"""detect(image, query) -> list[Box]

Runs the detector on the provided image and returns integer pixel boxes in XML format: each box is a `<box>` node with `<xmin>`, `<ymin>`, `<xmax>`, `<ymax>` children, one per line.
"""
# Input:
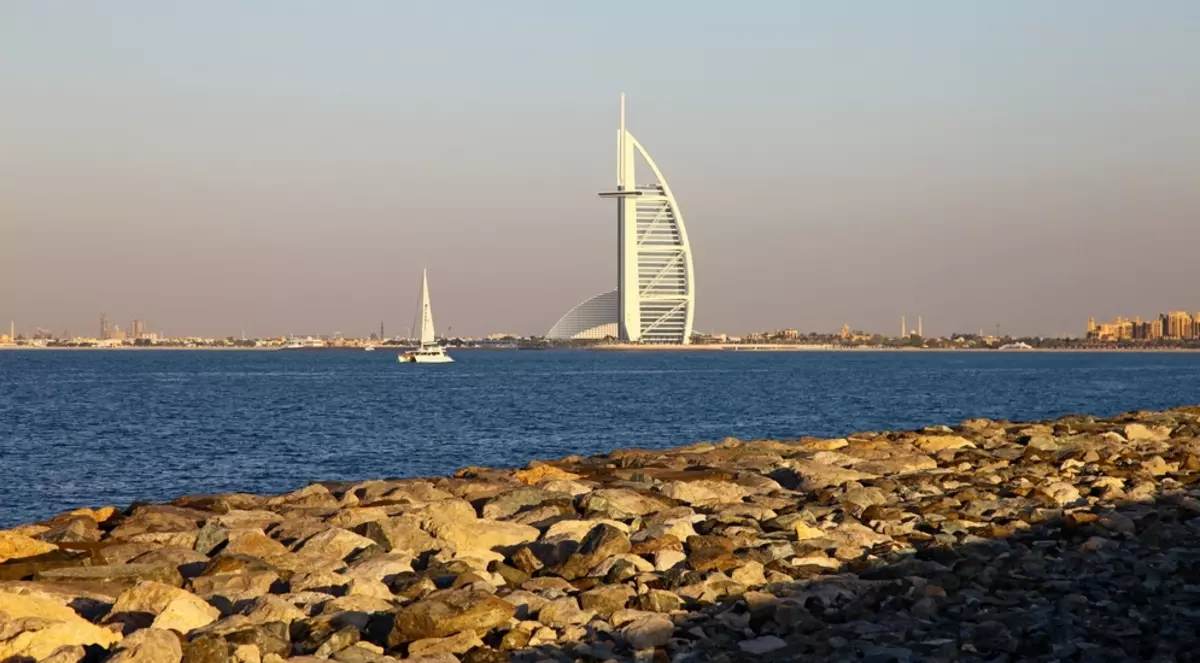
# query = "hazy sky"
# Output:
<box><xmin>3</xmin><ymin>2</ymin><xmax>1198</xmax><ymax>339</ymax></box>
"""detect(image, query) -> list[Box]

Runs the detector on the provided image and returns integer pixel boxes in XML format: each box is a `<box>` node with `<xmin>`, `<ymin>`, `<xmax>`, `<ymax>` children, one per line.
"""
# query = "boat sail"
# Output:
<box><xmin>399</xmin><ymin>269</ymin><xmax>453</xmax><ymax>364</ymax></box>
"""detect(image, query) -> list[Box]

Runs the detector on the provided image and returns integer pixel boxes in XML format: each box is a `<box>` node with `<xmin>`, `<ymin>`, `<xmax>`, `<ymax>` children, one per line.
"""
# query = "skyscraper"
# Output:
<box><xmin>100</xmin><ymin>313</ymin><xmax>110</xmax><ymax>340</ymax></box>
<box><xmin>548</xmin><ymin>95</ymin><xmax>696</xmax><ymax>344</ymax></box>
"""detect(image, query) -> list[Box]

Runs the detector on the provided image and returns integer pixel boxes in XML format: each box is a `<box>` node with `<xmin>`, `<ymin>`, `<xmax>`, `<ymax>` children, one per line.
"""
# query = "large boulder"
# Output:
<box><xmin>388</xmin><ymin>589</ymin><xmax>514</xmax><ymax>645</ymax></box>
<box><xmin>0</xmin><ymin>531</ymin><xmax>58</xmax><ymax>563</ymax></box>
<box><xmin>578</xmin><ymin>489</ymin><xmax>672</xmax><ymax>520</ymax></box>
<box><xmin>618</xmin><ymin>614</ymin><xmax>674</xmax><ymax>650</ymax></box>
<box><xmin>106</xmin><ymin>627</ymin><xmax>183</xmax><ymax>663</ymax></box>
<box><xmin>357</xmin><ymin>516</ymin><xmax>440</xmax><ymax>556</ymax></box>
<box><xmin>480</xmin><ymin>488</ymin><xmax>569</xmax><ymax>520</ymax></box>
<box><xmin>35</xmin><ymin>563</ymin><xmax>183</xmax><ymax>588</ymax></box>
<box><xmin>107</xmin><ymin>580</ymin><xmax>220</xmax><ymax>633</ymax></box>
<box><xmin>424</xmin><ymin>520</ymin><xmax>538</xmax><ymax>562</ymax></box>
<box><xmin>658</xmin><ymin>480</ymin><xmax>747</xmax><ymax>506</ymax></box>
<box><xmin>0</xmin><ymin>591</ymin><xmax>123</xmax><ymax>659</ymax></box>
<box><xmin>771</xmin><ymin>461</ymin><xmax>879</xmax><ymax>490</ymax></box>
<box><xmin>513</xmin><ymin>464</ymin><xmax>583</xmax><ymax>485</ymax></box>
<box><xmin>295</xmin><ymin>528</ymin><xmax>377</xmax><ymax>562</ymax></box>
<box><xmin>554</xmin><ymin>523</ymin><xmax>631</xmax><ymax>580</ymax></box>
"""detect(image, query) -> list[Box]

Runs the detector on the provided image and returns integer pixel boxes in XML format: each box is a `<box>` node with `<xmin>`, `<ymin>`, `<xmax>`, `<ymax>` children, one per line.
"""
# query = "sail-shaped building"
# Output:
<box><xmin>548</xmin><ymin>95</ymin><xmax>695</xmax><ymax>344</ymax></box>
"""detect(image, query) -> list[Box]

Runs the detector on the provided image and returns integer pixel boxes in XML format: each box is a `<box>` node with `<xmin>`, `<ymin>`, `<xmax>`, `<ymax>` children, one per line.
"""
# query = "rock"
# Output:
<box><xmin>794</xmin><ymin>521</ymin><xmax>824</xmax><ymax>540</ymax></box>
<box><xmin>460</xmin><ymin>648</ymin><xmax>509</xmax><ymax>663</ymax></box>
<box><xmin>537</xmin><ymin>597</ymin><xmax>592</xmax><ymax>628</ymax></box>
<box><xmin>243</xmin><ymin>595</ymin><xmax>307</xmax><ymax>624</ymax></box>
<box><xmin>219</xmin><ymin>621</ymin><xmax>291</xmax><ymax>658</ymax></box>
<box><xmin>632</xmin><ymin>518</ymin><xmax>698</xmax><ymax>545</ymax></box>
<box><xmin>361</xmin><ymin>516</ymin><xmax>440</xmax><ymax>555</ymax></box>
<box><xmin>108</xmin><ymin>580</ymin><xmax>220</xmax><ymax>633</ymax></box>
<box><xmin>41</xmin><ymin>644</ymin><xmax>89</xmax><ymax>662</ymax></box>
<box><xmin>223</xmin><ymin>530</ymin><xmax>289</xmax><ymax>558</ymax></box>
<box><xmin>1038</xmin><ymin>482</ymin><xmax>1082</xmax><ymax>506</ymax></box>
<box><xmin>343</xmin><ymin>552</ymin><xmax>413</xmax><ymax>583</ymax></box>
<box><xmin>389</xmin><ymin>589</ymin><xmax>514</xmax><ymax>644</ymax></box>
<box><xmin>772</xmin><ymin>461</ymin><xmax>879</xmax><ymax>490</ymax></box>
<box><xmin>913</xmin><ymin>435</ymin><xmax>975</xmax><ymax>453</ymax></box>
<box><xmin>653</xmin><ymin>549</ymin><xmax>687</xmax><ymax>571</ymax></box>
<box><xmin>579</xmin><ymin>584</ymin><xmax>634</xmax><ymax>617</ymax></box>
<box><xmin>408</xmin><ymin>631</ymin><xmax>483</xmax><ymax>657</ymax></box>
<box><xmin>542</xmin><ymin>518</ymin><xmax>630</xmax><ymax>543</ymax></box>
<box><xmin>480</xmin><ymin>488</ymin><xmax>564</xmax><ymax>520</ymax></box>
<box><xmin>425</xmin><ymin>520</ymin><xmax>538</xmax><ymax>562</ymax></box>
<box><xmin>191</xmin><ymin>570</ymin><xmax>279</xmax><ymax>602</ymax></box>
<box><xmin>659</xmin><ymin>480</ymin><xmax>747</xmax><ymax>506</ymax></box>
<box><xmin>0</xmin><ymin>592</ymin><xmax>124</xmax><ymax>659</ymax></box>
<box><xmin>313</xmin><ymin>625</ymin><xmax>361</xmax><ymax>658</ymax></box>
<box><xmin>555</xmin><ymin>523</ymin><xmax>631</xmax><ymax>579</ymax></box>
<box><xmin>35</xmin><ymin>563</ymin><xmax>183</xmax><ymax>588</ymax></box>
<box><xmin>730</xmin><ymin>560</ymin><xmax>767</xmax><ymax>586</ymax></box>
<box><xmin>406</xmin><ymin>655</ymin><xmax>459</xmax><ymax>663</ymax></box>
<box><xmin>638</xmin><ymin>589</ymin><xmax>683</xmax><ymax>613</ymax></box>
<box><xmin>578</xmin><ymin>489</ymin><xmax>672</xmax><ymax>519</ymax></box>
<box><xmin>738</xmin><ymin>635</ymin><xmax>787</xmax><ymax>654</ymax></box>
<box><xmin>232</xmin><ymin>644</ymin><xmax>261</xmax><ymax>663</ymax></box>
<box><xmin>1123</xmin><ymin>422</ymin><xmax>1171</xmax><ymax>441</ymax></box>
<box><xmin>618</xmin><ymin>614</ymin><xmax>674</xmax><ymax>649</ymax></box>
<box><xmin>513</xmin><ymin>464</ymin><xmax>583</xmax><ymax>485</ymax></box>
<box><xmin>194</xmin><ymin>522</ymin><xmax>230</xmax><ymax>556</ymax></box>
<box><xmin>296</xmin><ymin>528</ymin><xmax>377</xmax><ymax>561</ymax></box>
<box><xmin>106</xmin><ymin>628</ymin><xmax>183</xmax><ymax>662</ymax></box>
<box><xmin>130</xmin><ymin>547</ymin><xmax>211</xmax><ymax>579</ymax></box>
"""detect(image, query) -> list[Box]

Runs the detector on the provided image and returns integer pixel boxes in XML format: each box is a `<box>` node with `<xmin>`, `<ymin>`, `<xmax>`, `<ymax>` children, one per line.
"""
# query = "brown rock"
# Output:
<box><xmin>555</xmin><ymin>523</ymin><xmax>631</xmax><ymax>579</ymax></box>
<box><xmin>296</xmin><ymin>528</ymin><xmax>378</xmax><ymax>562</ymax></box>
<box><xmin>579</xmin><ymin>584</ymin><xmax>634</xmax><ymax>617</ymax></box>
<box><xmin>107</xmin><ymin>580</ymin><xmax>220</xmax><ymax>633</ymax></box>
<box><xmin>182</xmin><ymin>635</ymin><xmax>233</xmax><ymax>663</ymax></box>
<box><xmin>0</xmin><ymin>590</ymin><xmax>125</xmax><ymax>658</ymax></box>
<box><xmin>388</xmin><ymin>589</ymin><xmax>514</xmax><ymax>645</ymax></box>
<box><xmin>35</xmin><ymin>563</ymin><xmax>183</xmax><ymax>588</ymax></box>
<box><xmin>106</xmin><ymin>627</ymin><xmax>183</xmax><ymax>663</ymax></box>
<box><xmin>408</xmin><ymin>631</ymin><xmax>483</xmax><ymax>657</ymax></box>
<box><xmin>0</xmin><ymin>531</ymin><xmax>58</xmax><ymax>563</ymax></box>
<box><xmin>513</xmin><ymin>464</ymin><xmax>582</xmax><ymax>485</ymax></box>
<box><xmin>578</xmin><ymin>489</ymin><xmax>672</xmax><ymax>519</ymax></box>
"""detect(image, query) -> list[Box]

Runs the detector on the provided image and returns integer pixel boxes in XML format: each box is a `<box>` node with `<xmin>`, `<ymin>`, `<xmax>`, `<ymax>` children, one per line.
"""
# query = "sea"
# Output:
<box><xmin>2</xmin><ymin>349</ymin><xmax>1199</xmax><ymax>527</ymax></box>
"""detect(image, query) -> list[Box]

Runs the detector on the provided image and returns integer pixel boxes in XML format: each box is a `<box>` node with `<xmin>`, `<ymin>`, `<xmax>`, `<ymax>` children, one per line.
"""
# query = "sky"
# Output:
<box><xmin>2</xmin><ymin>1</ymin><xmax>1199</xmax><ymax>339</ymax></box>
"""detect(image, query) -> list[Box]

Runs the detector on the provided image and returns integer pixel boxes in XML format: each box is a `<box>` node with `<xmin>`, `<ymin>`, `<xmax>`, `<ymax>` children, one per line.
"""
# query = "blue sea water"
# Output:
<box><xmin>2</xmin><ymin>349</ymin><xmax>1199</xmax><ymax>527</ymax></box>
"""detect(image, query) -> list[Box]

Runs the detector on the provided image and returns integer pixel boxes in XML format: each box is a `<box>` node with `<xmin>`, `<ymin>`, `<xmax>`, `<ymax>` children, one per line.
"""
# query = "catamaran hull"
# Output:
<box><xmin>398</xmin><ymin>352</ymin><xmax>454</xmax><ymax>364</ymax></box>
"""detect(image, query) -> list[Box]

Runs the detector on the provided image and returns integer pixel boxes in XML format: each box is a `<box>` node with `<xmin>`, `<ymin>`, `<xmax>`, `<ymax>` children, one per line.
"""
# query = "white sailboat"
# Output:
<box><xmin>399</xmin><ymin>269</ymin><xmax>454</xmax><ymax>364</ymax></box>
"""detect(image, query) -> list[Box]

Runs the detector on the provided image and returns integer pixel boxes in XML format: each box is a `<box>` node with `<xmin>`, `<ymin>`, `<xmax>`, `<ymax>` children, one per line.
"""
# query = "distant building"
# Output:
<box><xmin>100</xmin><ymin>312</ymin><xmax>110</xmax><ymax>340</ymax></box>
<box><xmin>548</xmin><ymin>292</ymin><xmax>618</xmax><ymax>340</ymax></box>
<box><xmin>1164</xmin><ymin>311</ymin><xmax>1194</xmax><ymax>339</ymax></box>
<box><xmin>550</xmin><ymin>95</ymin><xmax>695</xmax><ymax>344</ymax></box>
<box><xmin>1089</xmin><ymin>312</ymin><xmax>1191</xmax><ymax>342</ymax></box>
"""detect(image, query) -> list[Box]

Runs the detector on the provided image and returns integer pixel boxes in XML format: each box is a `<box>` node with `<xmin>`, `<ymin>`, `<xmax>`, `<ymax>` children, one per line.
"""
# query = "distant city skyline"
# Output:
<box><xmin>2</xmin><ymin>3</ymin><xmax>1199</xmax><ymax>338</ymax></box>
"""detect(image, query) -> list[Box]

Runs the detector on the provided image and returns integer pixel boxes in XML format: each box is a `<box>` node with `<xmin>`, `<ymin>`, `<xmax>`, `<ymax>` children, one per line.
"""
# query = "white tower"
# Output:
<box><xmin>901</xmin><ymin>315</ymin><xmax>906</xmax><ymax>338</ymax></box>
<box><xmin>598</xmin><ymin>95</ymin><xmax>695</xmax><ymax>344</ymax></box>
<box><xmin>918</xmin><ymin>316</ymin><xmax>923</xmax><ymax>337</ymax></box>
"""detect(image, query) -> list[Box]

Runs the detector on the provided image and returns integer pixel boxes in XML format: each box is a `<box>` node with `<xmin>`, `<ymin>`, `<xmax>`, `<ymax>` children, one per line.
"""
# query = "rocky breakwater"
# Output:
<box><xmin>4</xmin><ymin>408</ymin><xmax>1200</xmax><ymax>662</ymax></box>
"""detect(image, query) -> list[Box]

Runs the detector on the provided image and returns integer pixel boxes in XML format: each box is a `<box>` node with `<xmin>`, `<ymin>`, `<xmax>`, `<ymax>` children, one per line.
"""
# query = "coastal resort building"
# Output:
<box><xmin>547</xmin><ymin>95</ymin><xmax>696</xmax><ymax>344</ymax></box>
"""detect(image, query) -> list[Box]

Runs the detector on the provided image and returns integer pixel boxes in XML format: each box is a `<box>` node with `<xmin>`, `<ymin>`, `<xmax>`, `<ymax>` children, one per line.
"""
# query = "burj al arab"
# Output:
<box><xmin>547</xmin><ymin>95</ymin><xmax>696</xmax><ymax>344</ymax></box>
